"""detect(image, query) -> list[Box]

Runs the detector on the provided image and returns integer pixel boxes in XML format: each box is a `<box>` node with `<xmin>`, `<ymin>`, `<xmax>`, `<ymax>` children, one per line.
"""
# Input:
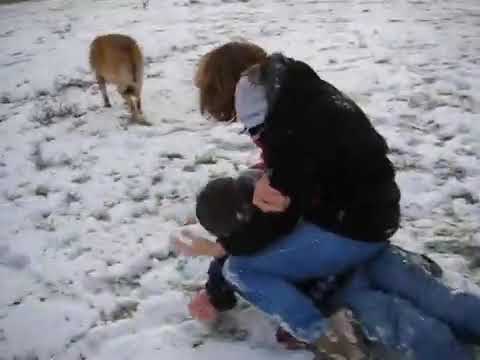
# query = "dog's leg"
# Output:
<box><xmin>97</xmin><ymin>75</ymin><xmax>111</xmax><ymax>108</ymax></box>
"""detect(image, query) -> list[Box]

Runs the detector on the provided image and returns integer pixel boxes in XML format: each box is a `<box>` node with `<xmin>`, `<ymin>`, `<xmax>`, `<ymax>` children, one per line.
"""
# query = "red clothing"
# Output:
<box><xmin>251</xmin><ymin>137</ymin><xmax>267</xmax><ymax>170</ymax></box>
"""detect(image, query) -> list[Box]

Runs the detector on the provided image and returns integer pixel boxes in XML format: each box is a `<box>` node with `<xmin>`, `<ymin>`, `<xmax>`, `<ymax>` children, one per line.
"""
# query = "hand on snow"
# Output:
<box><xmin>189</xmin><ymin>290</ymin><xmax>219</xmax><ymax>322</ymax></box>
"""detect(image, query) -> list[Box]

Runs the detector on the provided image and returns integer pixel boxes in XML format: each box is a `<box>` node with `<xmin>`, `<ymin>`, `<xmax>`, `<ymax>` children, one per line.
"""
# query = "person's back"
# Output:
<box><xmin>254</xmin><ymin>55</ymin><xmax>401</xmax><ymax>243</ymax></box>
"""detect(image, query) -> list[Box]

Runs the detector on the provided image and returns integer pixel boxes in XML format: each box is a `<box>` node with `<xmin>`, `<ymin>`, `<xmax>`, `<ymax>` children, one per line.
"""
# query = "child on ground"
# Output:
<box><xmin>177</xmin><ymin>173</ymin><xmax>478</xmax><ymax>359</ymax></box>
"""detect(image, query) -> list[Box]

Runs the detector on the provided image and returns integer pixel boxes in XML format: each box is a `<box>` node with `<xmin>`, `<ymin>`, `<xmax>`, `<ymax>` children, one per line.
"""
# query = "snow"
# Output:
<box><xmin>0</xmin><ymin>0</ymin><xmax>479</xmax><ymax>359</ymax></box>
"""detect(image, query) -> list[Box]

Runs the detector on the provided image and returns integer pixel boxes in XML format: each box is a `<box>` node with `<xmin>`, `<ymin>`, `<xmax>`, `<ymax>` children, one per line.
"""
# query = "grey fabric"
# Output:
<box><xmin>234</xmin><ymin>53</ymin><xmax>290</xmax><ymax>133</ymax></box>
<box><xmin>234</xmin><ymin>74</ymin><xmax>268</xmax><ymax>131</ymax></box>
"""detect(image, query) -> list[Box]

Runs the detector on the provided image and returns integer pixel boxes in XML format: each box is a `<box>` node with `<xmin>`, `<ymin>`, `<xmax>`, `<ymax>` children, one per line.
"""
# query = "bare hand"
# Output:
<box><xmin>189</xmin><ymin>290</ymin><xmax>219</xmax><ymax>322</ymax></box>
<box><xmin>253</xmin><ymin>174</ymin><xmax>290</xmax><ymax>213</ymax></box>
<box><xmin>174</xmin><ymin>230</ymin><xmax>226</xmax><ymax>258</ymax></box>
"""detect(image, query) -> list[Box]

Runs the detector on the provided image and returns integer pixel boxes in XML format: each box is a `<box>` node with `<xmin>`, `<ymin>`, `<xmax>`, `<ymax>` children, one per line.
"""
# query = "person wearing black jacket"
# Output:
<box><xmin>212</xmin><ymin>53</ymin><xmax>400</xmax><ymax>256</ymax></box>
<box><xmin>188</xmin><ymin>42</ymin><xmax>480</xmax><ymax>359</ymax></box>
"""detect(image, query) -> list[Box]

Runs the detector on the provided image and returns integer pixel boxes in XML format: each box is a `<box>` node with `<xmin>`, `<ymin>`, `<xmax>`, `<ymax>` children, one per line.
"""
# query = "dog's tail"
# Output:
<box><xmin>129</xmin><ymin>43</ymin><xmax>143</xmax><ymax>86</ymax></box>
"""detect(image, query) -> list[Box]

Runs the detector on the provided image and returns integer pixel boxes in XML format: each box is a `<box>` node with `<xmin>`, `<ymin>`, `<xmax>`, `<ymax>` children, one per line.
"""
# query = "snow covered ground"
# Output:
<box><xmin>0</xmin><ymin>0</ymin><xmax>479</xmax><ymax>359</ymax></box>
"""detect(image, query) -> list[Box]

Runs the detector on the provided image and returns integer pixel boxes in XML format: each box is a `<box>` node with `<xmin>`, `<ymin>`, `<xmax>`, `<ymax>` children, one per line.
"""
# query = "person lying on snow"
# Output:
<box><xmin>177</xmin><ymin>171</ymin><xmax>480</xmax><ymax>360</ymax></box>
<box><xmin>183</xmin><ymin>42</ymin><xmax>480</xmax><ymax>359</ymax></box>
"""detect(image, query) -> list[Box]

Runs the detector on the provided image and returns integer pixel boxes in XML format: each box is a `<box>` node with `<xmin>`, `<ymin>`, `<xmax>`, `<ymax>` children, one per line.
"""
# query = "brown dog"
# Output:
<box><xmin>89</xmin><ymin>34</ymin><xmax>149</xmax><ymax>125</ymax></box>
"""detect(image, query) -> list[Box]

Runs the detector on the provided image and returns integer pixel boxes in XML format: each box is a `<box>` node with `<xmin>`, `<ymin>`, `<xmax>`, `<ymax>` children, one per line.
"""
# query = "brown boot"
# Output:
<box><xmin>313</xmin><ymin>309</ymin><xmax>368</xmax><ymax>360</ymax></box>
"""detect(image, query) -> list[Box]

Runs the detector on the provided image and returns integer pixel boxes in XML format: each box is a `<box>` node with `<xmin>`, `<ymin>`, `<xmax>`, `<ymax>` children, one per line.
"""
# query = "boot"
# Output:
<box><xmin>276</xmin><ymin>327</ymin><xmax>309</xmax><ymax>350</ymax></box>
<box><xmin>313</xmin><ymin>309</ymin><xmax>368</xmax><ymax>360</ymax></box>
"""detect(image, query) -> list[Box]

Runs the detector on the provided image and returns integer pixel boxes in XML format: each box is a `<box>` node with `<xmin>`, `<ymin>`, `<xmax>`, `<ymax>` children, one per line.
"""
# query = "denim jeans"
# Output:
<box><xmin>223</xmin><ymin>222</ymin><xmax>479</xmax><ymax>359</ymax></box>
<box><xmin>223</xmin><ymin>221</ymin><xmax>386</xmax><ymax>342</ymax></box>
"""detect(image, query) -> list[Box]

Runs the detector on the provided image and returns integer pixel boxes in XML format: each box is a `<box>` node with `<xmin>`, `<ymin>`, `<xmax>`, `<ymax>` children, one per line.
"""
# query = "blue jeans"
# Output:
<box><xmin>335</xmin><ymin>263</ymin><xmax>475</xmax><ymax>360</ymax></box>
<box><xmin>364</xmin><ymin>246</ymin><xmax>480</xmax><ymax>342</ymax></box>
<box><xmin>223</xmin><ymin>221</ymin><xmax>386</xmax><ymax>341</ymax></box>
<box><xmin>224</xmin><ymin>222</ymin><xmax>478</xmax><ymax>359</ymax></box>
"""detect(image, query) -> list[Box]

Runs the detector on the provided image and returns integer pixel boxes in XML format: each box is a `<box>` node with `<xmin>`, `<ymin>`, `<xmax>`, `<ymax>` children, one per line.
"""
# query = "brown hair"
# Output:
<box><xmin>195</xmin><ymin>41</ymin><xmax>268</xmax><ymax>122</ymax></box>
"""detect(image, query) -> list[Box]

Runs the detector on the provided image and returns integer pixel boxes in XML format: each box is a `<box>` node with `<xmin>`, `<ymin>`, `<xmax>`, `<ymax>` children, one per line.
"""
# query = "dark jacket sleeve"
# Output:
<box><xmin>205</xmin><ymin>257</ymin><xmax>237</xmax><ymax>311</ymax></box>
<box><xmin>260</xmin><ymin>58</ymin><xmax>338</xmax><ymax>216</ymax></box>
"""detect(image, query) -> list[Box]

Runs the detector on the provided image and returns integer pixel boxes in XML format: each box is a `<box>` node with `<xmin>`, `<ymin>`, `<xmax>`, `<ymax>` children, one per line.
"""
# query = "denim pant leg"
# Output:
<box><xmin>224</xmin><ymin>260</ymin><xmax>329</xmax><ymax>342</ymax></box>
<box><xmin>223</xmin><ymin>221</ymin><xmax>385</xmax><ymax>342</ymax></box>
<box><xmin>366</xmin><ymin>246</ymin><xmax>480</xmax><ymax>341</ymax></box>
<box><xmin>226</xmin><ymin>222</ymin><xmax>386</xmax><ymax>282</ymax></box>
<box><xmin>336</xmin><ymin>280</ymin><xmax>475</xmax><ymax>360</ymax></box>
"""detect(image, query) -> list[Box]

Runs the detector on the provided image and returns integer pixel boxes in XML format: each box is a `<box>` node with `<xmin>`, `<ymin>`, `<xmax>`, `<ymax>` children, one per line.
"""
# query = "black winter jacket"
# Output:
<box><xmin>218</xmin><ymin>54</ymin><xmax>400</xmax><ymax>256</ymax></box>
